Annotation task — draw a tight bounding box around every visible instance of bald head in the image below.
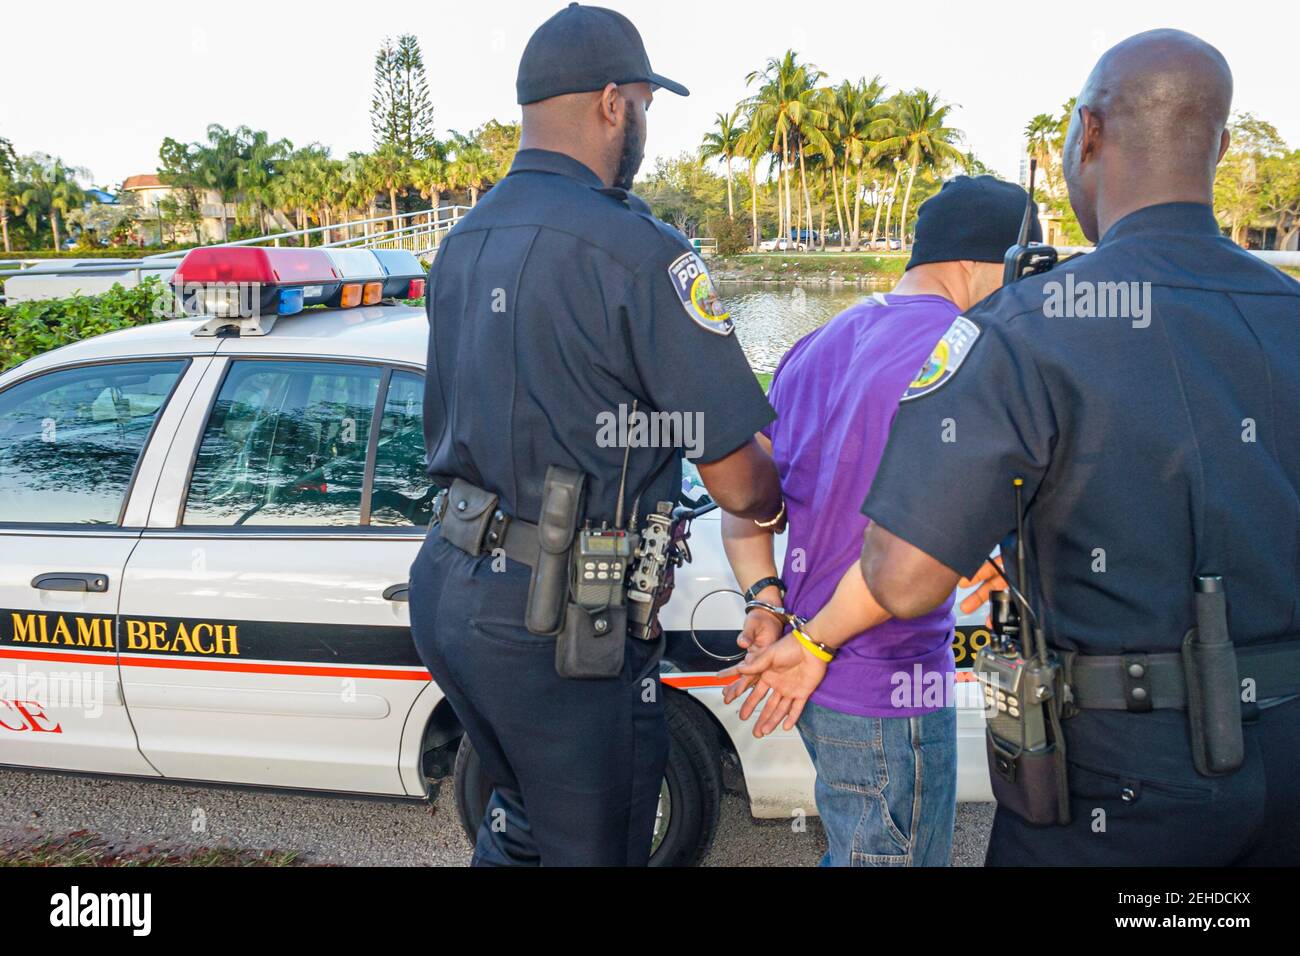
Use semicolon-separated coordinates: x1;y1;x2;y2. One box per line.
1063;29;1233;242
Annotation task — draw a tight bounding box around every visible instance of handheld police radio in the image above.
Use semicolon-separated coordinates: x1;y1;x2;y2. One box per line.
1002;158;1058;286
973;478;1071;825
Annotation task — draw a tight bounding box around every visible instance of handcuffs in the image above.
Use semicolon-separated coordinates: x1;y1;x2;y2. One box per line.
686;586;836;667
744;599;836;663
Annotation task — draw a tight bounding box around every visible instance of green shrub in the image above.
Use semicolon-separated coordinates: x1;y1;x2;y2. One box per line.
0;278;169;372
705;214;751;257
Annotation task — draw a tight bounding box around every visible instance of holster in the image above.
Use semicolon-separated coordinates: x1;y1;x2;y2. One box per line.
1183;582;1244;776
555;603;627;680
525;466;585;636
986;736;1071;827
985;657;1072;827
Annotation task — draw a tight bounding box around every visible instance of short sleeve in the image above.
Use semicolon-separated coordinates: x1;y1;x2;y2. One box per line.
861;316;1057;578
625;245;775;463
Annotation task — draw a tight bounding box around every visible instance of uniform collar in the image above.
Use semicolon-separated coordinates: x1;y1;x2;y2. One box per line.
508;148;605;188
1099;202;1221;246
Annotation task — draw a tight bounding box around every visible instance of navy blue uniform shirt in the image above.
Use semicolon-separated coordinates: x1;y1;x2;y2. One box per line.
864;202;1300;655
423;148;774;526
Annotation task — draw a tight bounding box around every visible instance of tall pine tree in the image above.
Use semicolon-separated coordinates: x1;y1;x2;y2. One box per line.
371;35;436;160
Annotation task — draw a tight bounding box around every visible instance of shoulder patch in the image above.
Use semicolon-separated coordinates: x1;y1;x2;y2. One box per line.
667;251;734;335
901;316;981;401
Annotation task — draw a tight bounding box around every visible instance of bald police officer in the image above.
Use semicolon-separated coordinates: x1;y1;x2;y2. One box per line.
410;4;782;866
860;29;1300;865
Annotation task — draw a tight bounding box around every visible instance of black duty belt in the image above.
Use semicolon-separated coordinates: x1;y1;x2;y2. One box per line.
1069;639;1300;711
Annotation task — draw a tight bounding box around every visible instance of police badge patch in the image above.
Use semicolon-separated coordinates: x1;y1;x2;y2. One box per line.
668;251;734;335
901;315;981;401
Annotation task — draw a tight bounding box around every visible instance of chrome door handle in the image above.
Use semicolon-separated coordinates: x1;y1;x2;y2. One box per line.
32;572;109;593
382;583;409;603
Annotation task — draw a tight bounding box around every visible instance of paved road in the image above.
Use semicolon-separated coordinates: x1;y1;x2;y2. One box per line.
0;767;993;866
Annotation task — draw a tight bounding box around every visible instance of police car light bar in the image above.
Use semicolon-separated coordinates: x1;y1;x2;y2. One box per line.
369;249;427;299
172;247;343;336
323;249;386;309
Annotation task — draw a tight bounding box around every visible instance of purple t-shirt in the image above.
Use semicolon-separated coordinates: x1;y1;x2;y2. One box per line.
764;292;957;717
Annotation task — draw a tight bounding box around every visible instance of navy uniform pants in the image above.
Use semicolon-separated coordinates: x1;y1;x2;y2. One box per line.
409;531;668;866
987;696;1300;865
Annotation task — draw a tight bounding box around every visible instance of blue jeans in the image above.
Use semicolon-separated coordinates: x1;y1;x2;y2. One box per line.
797;701;957;866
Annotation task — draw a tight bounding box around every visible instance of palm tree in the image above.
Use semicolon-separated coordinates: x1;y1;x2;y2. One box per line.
746;51;827;245
700;109;743;219
828;76;890;249
276;145;330;244
1024;113;1057;168
447;134;491;206
411;147;451;223
735;113;770;251
367;144;411;232
195;124;244;242
0;171;17;253
237;127;292;235
873;90;964;250
18;155;87;249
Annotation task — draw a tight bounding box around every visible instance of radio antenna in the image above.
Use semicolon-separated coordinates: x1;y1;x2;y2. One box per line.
1013;478;1033;644
1017;158;1038;249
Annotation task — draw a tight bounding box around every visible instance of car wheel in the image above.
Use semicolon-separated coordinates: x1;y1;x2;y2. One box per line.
452;690;722;866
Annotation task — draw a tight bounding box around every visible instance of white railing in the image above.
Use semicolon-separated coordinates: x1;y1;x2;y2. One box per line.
0;206;471;297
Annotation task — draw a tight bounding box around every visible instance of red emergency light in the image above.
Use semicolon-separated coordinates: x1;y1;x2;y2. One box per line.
170;246;343;318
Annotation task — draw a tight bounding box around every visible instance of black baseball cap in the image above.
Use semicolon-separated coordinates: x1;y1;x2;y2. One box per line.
516;3;689;105
906;175;1042;270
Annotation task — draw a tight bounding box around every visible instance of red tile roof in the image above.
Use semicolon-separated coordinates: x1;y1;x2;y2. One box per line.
121;174;164;190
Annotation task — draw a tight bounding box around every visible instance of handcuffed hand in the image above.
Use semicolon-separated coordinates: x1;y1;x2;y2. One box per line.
736;607;783;654
958;556;1008;618
721;609;784;704
719;632;829;738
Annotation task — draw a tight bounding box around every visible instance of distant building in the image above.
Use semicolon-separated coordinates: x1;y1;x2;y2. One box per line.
120;174;239;244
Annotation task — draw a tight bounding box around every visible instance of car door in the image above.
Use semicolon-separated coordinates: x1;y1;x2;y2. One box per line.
118;357;435;795
0;357;196;774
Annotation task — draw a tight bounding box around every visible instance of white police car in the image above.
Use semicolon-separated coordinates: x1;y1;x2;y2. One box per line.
0;246;992;866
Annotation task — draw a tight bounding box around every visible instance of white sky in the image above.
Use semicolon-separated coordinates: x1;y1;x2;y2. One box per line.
3;0;1297;187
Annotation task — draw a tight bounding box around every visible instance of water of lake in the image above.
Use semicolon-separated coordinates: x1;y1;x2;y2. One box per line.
720;281;889;373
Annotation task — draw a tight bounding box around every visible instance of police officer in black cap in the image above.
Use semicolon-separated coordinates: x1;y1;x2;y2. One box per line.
410;4;782;866
860;28;1300;865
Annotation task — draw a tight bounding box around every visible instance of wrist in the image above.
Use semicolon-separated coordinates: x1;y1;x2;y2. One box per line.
743;575;786;605
792;626;836;663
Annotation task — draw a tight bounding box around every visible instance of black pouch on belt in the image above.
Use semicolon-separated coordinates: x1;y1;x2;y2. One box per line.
555;603;627;680
1183;576;1244;776
986;737;1071;826
438;478;499;556
525;466;585;636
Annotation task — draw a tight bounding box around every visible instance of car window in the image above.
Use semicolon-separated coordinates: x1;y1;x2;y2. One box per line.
368;371;434;528
0;360;186;525
184;360;381;527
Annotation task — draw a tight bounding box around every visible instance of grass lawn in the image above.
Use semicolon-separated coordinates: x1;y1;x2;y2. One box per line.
0;831;303;867
714;252;907;282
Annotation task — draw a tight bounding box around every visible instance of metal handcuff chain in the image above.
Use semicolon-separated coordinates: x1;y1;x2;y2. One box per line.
687;589;806;663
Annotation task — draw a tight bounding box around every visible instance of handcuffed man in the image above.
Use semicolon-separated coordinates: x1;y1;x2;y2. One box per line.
718;176;1036;866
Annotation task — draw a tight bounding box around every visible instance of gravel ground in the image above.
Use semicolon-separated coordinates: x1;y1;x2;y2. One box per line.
0;766;993;866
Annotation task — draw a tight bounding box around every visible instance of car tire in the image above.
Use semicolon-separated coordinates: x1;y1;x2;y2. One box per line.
451;690;723;867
